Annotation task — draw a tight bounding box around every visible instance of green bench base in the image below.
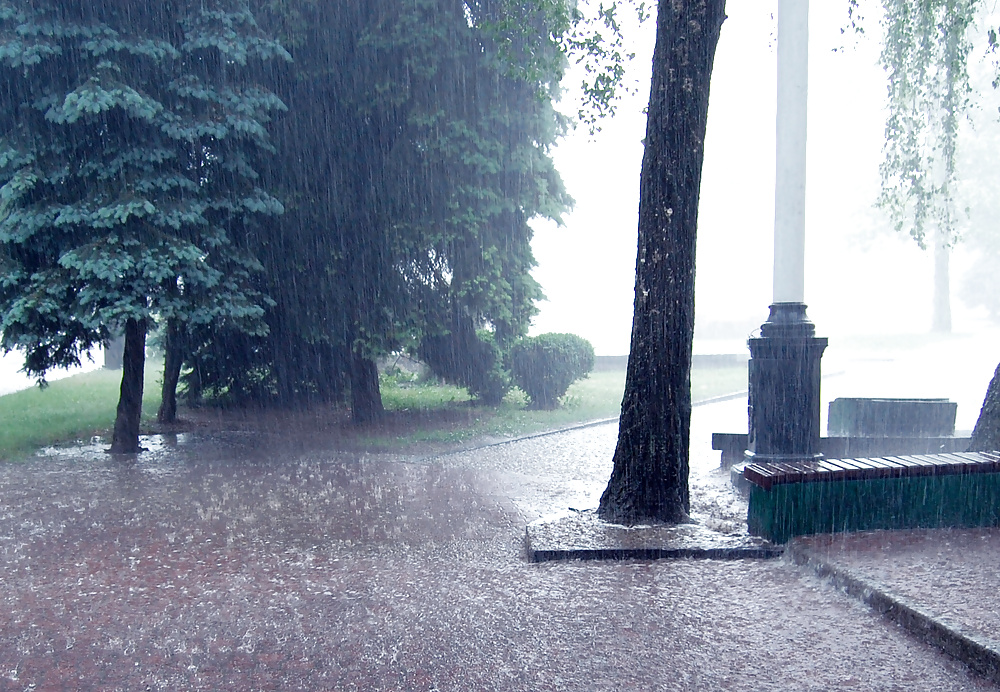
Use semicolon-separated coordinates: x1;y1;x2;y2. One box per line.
745;453;1000;544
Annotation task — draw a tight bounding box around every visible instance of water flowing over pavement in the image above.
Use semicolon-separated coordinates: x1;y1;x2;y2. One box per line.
1;404;998;691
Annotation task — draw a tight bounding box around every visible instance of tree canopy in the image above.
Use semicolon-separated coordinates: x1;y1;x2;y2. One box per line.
182;0;639;420
0;0;289;450
0;0;646;444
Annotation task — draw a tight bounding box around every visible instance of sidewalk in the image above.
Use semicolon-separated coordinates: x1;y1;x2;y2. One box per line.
0;397;997;690
520;332;1000;686
788;528;1000;684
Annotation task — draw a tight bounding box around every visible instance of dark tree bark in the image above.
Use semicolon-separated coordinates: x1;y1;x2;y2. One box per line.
598;0;726;525
110;318;148;454
350;350;385;424
969;362;1000;452
157;319;183;424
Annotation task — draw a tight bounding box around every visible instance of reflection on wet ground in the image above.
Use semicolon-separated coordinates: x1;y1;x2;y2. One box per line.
0;408;995;690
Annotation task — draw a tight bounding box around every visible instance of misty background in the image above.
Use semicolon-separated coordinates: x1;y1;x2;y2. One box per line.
532;0;982;352
530;0;1000;431
3;0;1000;431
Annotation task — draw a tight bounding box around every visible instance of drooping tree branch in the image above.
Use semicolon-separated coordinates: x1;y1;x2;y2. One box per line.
878;0;976;331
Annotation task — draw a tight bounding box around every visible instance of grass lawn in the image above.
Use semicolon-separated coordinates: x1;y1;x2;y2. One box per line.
0;364;163;461
368;365;747;447
0;363;747;459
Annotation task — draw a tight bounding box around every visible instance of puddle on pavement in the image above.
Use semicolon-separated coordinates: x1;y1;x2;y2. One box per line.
21;406;755;555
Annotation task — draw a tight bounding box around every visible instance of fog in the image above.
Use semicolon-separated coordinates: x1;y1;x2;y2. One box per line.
529;0;1000;357
2;1;999;427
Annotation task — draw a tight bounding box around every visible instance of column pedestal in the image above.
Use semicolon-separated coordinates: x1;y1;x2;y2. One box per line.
745;303;827;464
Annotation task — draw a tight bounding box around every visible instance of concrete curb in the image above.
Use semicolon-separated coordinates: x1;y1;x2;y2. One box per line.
786;541;1000;684
526;538;784;563
692;390;748;407
523;510;785;563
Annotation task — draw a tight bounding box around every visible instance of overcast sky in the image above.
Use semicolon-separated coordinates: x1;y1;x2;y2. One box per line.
529;0;992;356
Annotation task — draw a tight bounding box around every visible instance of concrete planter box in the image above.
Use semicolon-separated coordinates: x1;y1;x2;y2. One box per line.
827;397;957;438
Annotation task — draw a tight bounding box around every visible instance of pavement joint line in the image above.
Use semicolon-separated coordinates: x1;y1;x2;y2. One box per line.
786;541;1000;684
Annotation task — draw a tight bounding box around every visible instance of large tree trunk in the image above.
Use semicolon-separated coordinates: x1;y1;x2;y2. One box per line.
350;350;384;424
598;0;726;526
969;362;1000;452
157;319;183;424
110;318;148;453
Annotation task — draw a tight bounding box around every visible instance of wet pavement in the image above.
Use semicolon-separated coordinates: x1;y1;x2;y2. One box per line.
2;398;999;690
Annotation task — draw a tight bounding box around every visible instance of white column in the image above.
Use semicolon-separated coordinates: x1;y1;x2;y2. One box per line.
772;0;809;304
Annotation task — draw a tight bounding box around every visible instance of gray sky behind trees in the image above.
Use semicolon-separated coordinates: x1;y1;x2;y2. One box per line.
530;0;1000;355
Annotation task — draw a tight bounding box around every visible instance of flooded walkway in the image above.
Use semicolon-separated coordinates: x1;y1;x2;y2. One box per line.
0;407;996;690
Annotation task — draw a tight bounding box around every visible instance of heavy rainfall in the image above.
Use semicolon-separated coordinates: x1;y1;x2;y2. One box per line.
2;0;1000;690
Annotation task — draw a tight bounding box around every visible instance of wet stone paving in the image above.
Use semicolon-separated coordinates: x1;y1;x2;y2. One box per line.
0;408;997;690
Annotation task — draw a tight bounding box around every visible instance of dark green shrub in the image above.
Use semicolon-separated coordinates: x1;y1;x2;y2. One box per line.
419;321;510;405
509;333;595;409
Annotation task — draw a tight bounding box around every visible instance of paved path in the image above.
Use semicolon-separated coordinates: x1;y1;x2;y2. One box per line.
1;406;997;690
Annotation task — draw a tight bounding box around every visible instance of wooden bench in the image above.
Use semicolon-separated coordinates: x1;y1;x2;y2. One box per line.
713;433;973;469
744;452;1000;543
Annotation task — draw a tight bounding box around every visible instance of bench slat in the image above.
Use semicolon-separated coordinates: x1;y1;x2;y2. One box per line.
883;455;939;475
743;464;779;490
976;451;1000;466
820;458;868;481
950;451;1000;471
936;453;983;473
911;453;975;475
743;451;1000;489
843;457;901;479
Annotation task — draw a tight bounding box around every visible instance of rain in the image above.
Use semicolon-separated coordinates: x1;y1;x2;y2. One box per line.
1;0;1000;690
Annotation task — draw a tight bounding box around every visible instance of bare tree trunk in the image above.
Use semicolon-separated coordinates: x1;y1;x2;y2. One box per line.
970;362;1000;452
598;0;727;525
932;225;951;333
110;318;147;453
350;350;384;424
157;319;182;424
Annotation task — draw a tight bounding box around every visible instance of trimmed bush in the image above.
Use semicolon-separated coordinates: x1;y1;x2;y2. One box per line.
509;333;595;409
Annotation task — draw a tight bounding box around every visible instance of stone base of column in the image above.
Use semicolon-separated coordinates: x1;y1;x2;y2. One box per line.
745;302;827;465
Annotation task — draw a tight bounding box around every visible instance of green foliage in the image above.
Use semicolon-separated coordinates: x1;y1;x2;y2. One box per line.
194;0;588;411
877;0;976;249
559;0;650;131
418;320;511;405
163;0;643;413
0;0;288;381
509;332;594;409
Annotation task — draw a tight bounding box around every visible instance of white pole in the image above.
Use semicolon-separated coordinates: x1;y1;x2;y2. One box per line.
772;0;809;304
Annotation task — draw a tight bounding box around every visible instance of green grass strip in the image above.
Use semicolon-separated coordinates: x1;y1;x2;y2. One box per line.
0;365;163;460
0;363;747;460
